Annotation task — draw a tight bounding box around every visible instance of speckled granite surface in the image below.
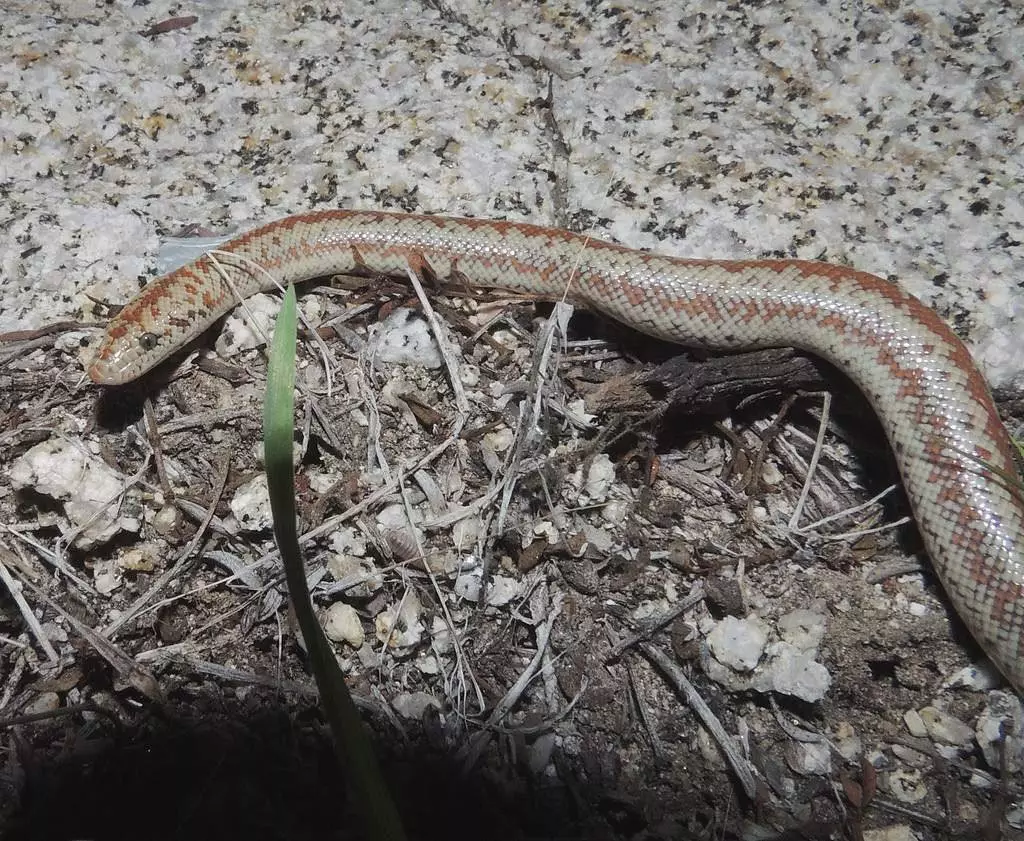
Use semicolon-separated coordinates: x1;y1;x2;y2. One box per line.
2;0;1021;388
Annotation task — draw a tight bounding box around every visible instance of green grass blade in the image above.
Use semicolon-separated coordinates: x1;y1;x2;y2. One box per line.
263;286;407;841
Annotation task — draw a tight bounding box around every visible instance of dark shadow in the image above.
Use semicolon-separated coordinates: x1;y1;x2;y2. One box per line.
0;685;751;841
3;692;536;841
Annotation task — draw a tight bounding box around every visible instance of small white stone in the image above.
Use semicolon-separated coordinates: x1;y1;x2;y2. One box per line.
392;691;441;719
786;740;831;776
416;654;440;675
229;474;273;532
118;548;156;572
777;609;827;652
581;524;613;552
454;568;482;601
1006;799;1024;830
903;708;928;739
482;427;513;453
326;555;383;598
581;453;615;503
532;520;559;544
891;743;930;767
883;767;928;803
918;706;974;748
307;470;335;494
93;558;123;595
633;599;668;622
40;622;68;645
975;691;1024;773
356;643;380;670
707;615;768;673
351;408;370;427
601;499;629;525
374;590;424;649
151;505;180;536
369;308;443;368
760;461;783;485
452;516;483;549
564;398;596;426
862;826;920;841
484;575;521;607
944;662;1002;691
760;643;831;703
329;527;368;558
323;603;365;648
832;721;862;761
430;616;453;655
719;508;738;525
490;329;518;349
10;439;140;548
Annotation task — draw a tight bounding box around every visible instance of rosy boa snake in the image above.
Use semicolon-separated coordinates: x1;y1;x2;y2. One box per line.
88;210;1024;693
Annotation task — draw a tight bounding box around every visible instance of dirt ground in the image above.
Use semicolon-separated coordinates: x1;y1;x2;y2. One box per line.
0;280;1021;840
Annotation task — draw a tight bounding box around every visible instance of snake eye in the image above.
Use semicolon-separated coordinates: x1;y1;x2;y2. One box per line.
138;332;160;351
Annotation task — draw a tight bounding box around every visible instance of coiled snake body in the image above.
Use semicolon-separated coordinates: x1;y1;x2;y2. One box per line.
88;210;1024;692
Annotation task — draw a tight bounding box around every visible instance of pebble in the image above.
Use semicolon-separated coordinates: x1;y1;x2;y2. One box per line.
323;603;365;648
975;691;1024;774
228;474;273;533
10;439;140;548
918;706;974;748
707;615;768;673
368;308;443;369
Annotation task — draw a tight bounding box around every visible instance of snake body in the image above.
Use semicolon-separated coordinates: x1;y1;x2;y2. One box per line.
88;210;1024;692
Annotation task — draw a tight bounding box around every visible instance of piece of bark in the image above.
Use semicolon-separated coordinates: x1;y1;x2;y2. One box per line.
583;348;831;415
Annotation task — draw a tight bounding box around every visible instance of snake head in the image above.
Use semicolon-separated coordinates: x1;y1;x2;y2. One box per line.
88;316;170;385
88;266;219;385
